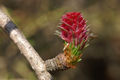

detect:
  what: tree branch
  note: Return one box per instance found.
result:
[0,7,52,80]
[45,53,69,71]
[0,6,72,79]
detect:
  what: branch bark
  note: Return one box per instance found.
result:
[45,53,69,71]
[0,7,52,80]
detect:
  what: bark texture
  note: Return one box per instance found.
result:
[45,53,69,71]
[0,7,52,80]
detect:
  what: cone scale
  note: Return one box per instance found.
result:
[57,12,90,68]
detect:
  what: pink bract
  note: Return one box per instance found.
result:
[59,12,88,46]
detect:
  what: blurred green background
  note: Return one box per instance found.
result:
[0,0,120,80]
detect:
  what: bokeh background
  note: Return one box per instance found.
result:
[0,0,120,80]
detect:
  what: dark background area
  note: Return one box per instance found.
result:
[0,0,120,80]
